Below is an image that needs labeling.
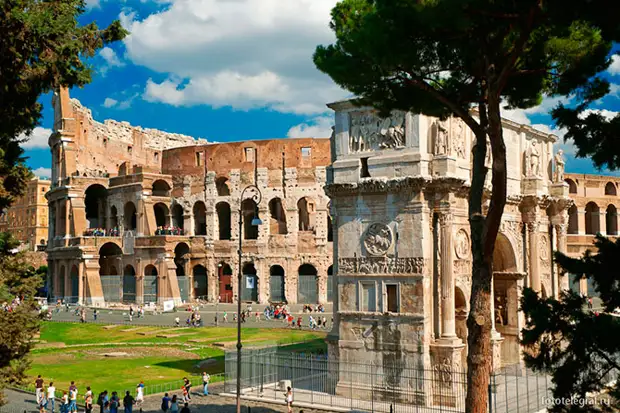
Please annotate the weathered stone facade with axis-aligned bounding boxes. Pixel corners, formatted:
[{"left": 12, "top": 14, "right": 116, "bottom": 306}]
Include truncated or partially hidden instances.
[
  {"left": 46, "top": 88, "right": 333, "bottom": 306},
  {"left": 325, "top": 100, "right": 572, "bottom": 401}
]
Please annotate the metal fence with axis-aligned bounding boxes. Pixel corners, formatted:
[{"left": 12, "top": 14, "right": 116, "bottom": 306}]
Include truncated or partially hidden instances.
[{"left": 224, "top": 350, "right": 556, "bottom": 413}]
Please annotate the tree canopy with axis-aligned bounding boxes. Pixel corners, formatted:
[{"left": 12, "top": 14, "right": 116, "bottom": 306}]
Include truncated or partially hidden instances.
[
  {"left": 521, "top": 237, "right": 620, "bottom": 412},
  {"left": 0, "top": 0, "right": 127, "bottom": 209},
  {"left": 314, "top": 1, "right": 620, "bottom": 412}
]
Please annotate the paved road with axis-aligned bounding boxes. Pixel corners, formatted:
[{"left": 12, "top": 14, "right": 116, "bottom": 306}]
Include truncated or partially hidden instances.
[
  {"left": 1, "top": 388, "right": 326, "bottom": 413},
  {"left": 46, "top": 303, "right": 333, "bottom": 331}
]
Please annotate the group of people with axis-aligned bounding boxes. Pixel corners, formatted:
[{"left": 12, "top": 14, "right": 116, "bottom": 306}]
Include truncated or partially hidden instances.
[
  {"left": 301, "top": 304, "right": 325, "bottom": 313},
  {"left": 128, "top": 305, "right": 146, "bottom": 321},
  {"left": 160, "top": 374, "right": 210, "bottom": 413},
  {"left": 34, "top": 375, "right": 145, "bottom": 413},
  {"left": 173, "top": 310, "right": 202, "bottom": 327},
  {"left": 154, "top": 226, "right": 184, "bottom": 236},
  {"left": 83, "top": 228, "right": 120, "bottom": 237},
  {"left": 2, "top": 295, "right": 23, "bottom": 312}
]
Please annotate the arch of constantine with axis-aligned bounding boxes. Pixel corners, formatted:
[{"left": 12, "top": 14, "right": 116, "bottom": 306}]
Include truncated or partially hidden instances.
[
  {"left": 46, "top": 88, "right": 333, "bottom": 306},
  {"left": 324, "top": 99, "right": 573, "bottom": 393}
]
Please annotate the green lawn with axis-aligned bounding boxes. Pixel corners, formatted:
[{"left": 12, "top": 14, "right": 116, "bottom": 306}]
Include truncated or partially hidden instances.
[{"left": 26, "top": 323, "right": 327, "bottom": 394}]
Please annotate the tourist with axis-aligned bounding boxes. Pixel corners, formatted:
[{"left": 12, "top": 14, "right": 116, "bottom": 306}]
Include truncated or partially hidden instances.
[
  {"left": 179, "top": 403, "right": 190, "bottom": 413},
  {"left": 37, "top": 386, "right": 47, "bottom": 413},
  {"left": 68, "top": 384, "right": 78, "bottom": 413},
  {"left": 180, "top": 386, "right": 189, "bottom": 404},
  {"left": 101, "top": 391, "right": 110, "bottom": 413},
  {"left": 183, "top": 377, "right": 192, "bottom": 400},
  {"left": 169, "top": 396, "right": 179, "bottom": 413},
  {"left": 202, "top": 372, "right": 210, "bottom": 396},
  {"left": 47, "top": 382, "right": 56, "bottom": 413},
  {"left": 122, "top": 391, "right": 134, "bottom": 413},
  {"left": 297, "top": 316, "right": 302, "bottom": 329},
  {"left": 109, "top": 392, "right": 119, "bottom": 413},
  {"left": 285, "top": 386, "right": 293, "bottom": 413},
  {"left": 174, "top": 316, "right": 180, "bottom": 326},
  {"left": 60, "top": 391, "right": 69, "bottom": 413},
  {"left": 160, "top": 393, "right": 170, "bottom": 413},
  {"left": 35, "top": 375, "right": 44, "bottom": 404},
  {"left": 93, "top": 309, "right": 98, "bottom": 321},
  {"left": 84, "top": 387, "right": 93, "bottom": 413},
  {"left": 223, "top": 311, "right": 228, "bottom": 322},
  {"left": 136, "top": 381, "right": 145, "bottom": 410}
]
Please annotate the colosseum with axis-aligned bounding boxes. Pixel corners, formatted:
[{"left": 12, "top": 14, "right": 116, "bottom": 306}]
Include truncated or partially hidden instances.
[{"left": 46, "top": 88, "right": 334, "bottom": 307}]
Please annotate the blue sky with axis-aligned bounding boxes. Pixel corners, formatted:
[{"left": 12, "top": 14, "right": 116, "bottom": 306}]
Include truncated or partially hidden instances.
[{"left": 22, "top": 0, "right": 620, "bottom": 179}]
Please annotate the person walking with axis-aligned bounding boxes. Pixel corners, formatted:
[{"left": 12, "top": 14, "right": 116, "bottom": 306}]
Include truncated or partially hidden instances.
[
  {"left": 122, "top": 391, "right": 134, "bottom": 413},
  {"left": 109, "top": 392, "right": 119, "bottom": 413},
  {"left": 38, "top": 389, "right": 47, "bottom": 413},
  {"left": 60, "top": 392, "right": 69, "bottom": 413},
  {"left": 35, "top": 375, "right": 44, "bottom": 404},
  {"left": 183, "top": 377, "right": 191, "bottom": 401},
  {"left": 135, "top": 382, "right": 145, "bottom": 412},
  {"left": 68, "top": 385, "right": 78, "bottom": 413},
  {"left": 93, "top": 309, "right": 98, "bottom": 321},
  {"left": 202, "top": 372, "right": 210, "bottom": 396},
  {"left": 84, "top": 387, "right": 93, "bottom": 413},
  {"left": 160, "top": 393, "right": 170, "bottom": 413},
  {"left": 285, "top": 386, "right": 293, "bottom": 413},
  {"left": 47, "top": 382, "right": 56, "bottom": 413},
  {"left": 179, "top": 403, "right": 190, "bottom": 413},
  {"left": 169, "top": 396, "right": 179, "bottom": 413}
]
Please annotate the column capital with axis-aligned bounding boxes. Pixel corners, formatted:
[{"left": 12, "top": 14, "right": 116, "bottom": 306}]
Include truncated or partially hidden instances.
[
  {"left": 554, "top": 223, "right": 567, "bottom": 236},
  {"left": 525, "top": 222, "right": 538, "bottom": 233},
  {"left": 438, "top": 212, "right": 453, "bottom": 227}
]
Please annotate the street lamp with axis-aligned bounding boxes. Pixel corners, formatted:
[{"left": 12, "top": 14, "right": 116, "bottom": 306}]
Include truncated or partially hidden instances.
[{"left": 236, "top": 184, "right": 262, "bottom": 413}]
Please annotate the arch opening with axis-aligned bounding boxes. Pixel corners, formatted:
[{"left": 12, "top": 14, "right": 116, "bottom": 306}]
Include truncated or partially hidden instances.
[
  {"left": 568, "top": 204, "right": 579, "bottom": 235},
  {"left": 297, "top": 197, "right": 316, "bottom": 233},
  {"left": 110, "top": 206, "right": 119, "bottom": 230},
  {"left": 565, "top": 178, "right": 578, "bottom": 194},
  {"left": 174, "top": 243, "right": 190, "bottom": 302},
  {"left": 193, "top": 201, "right": 207, "bottom": 236},
  {"left": 269, "top": 198, "right": 287, "bottom": 235},
  {"left": 216, "top": 177, "right": 230, "bottom": 196},
  {"left": 606, "top": 204, "right": 618, "bottom": 235},
  {"left": 269, "top": 265, "right": 286, "bottom": 303},
  {"left": 124, "top": 202, "right": 137, "bottom": 231},
  {"left": 154, "top": 203, "right": 170, "bottom": 229},
  {"left": 218, "top": 262, "right": 233, "bottom": 303},
  {"left": 152, "top": 180, "right": 171, "bottom": 197},
  {"left": 193, "top": 265, "right": 208, "bottom": 299},
  {"left": 327, "top": 265, "right": 334, "bottom": 302},
  {"left": 585, "top": 202, "right": 600, "bottom": 235},
  {"left": 143, "top": 265, "right": 158, "bottom": 304},
  {"left": 172, "top": 204, "right": 184, "bottom": 231},
  {"left": 242, "top": 199, "right": 259, "bottom": 240},
  {"left": 216, "top": 202, "right": 231, "bottom": 240},
  {"left": 298, "top": 264, "right": 318, "bottom": 304},
  {"left": 84, "top": 184, "right": 108, "bottom": 229},
  {"left": 605, "top": 182, "right": 617, "bottom": 196},
  {"left": 122, "top": 265, "right": 136, "bottom": 304},
  {"left": 241, "top": 262, "right": 258, "bottom": 302}
]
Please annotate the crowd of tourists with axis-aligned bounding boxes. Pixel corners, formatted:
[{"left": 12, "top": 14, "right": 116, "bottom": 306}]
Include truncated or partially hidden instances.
[
  {"left": 154, "top": 226, "right": 184, "bottom": 236},
  {"left": 174, "top": 309, "right": 202, "bottom": 327},
  {"left": 83, "top": 228, "right": 120, "bottom": 237},
  {"left": 2, "top": 296, "right": 23, "bottom": 312},
  {"left": 32, "top": 373, "right": 214, "bottom": 413}
]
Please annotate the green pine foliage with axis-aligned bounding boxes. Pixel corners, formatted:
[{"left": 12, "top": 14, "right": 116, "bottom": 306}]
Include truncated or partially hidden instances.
[{"left": 521, "top": 237, "right": 620, "bottom": 412}]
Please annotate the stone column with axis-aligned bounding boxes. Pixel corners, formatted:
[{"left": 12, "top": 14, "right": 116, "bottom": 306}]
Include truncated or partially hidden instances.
[
  {"left": 527, "top": 222, "right": 541, "bottom": 293},
  {"left": 599, "top": 211, "right": 607, "bottom": 236},
  {"left": 554, "top": 223, "right": 568, "bottom": 294},
  {"left": 78, "top": 263, "right": 84, "bottom": 305},
  {"left": 55, "top": 200, "right": 61, "bottom": 237},
  {"left": 439, "top": 212, "right": 457, "bottom": 340},
  {"left": 577, "top": 209, "right": 586, "bottom": 235}
]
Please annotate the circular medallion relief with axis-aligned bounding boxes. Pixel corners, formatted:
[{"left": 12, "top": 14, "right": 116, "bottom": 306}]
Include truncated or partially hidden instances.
[
  {"left": 363, "top": 223, "right": 393, "bottom": 256},
  {"left": 455, "top": 229, "right": 470, "bottom": 259}
]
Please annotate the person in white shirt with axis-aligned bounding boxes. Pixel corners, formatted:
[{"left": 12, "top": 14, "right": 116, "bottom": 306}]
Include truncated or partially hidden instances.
[
  {"left": 61, "top": 392, "right": 69, "bottom": 413},
  {"left": 69, "top": 388, "right": 78, "bottom": 413},
  {"left": 47, "top": 383, "right": 56, "bottom": 413},
  {"left": 202, "top": 372, "right": 210, "bottom": 396}
]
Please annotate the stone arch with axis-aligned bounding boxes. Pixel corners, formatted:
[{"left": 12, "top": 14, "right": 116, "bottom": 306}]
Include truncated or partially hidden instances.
[
  {"left": 493, "top": 233, "right": 518, "bottom": 273},
  {"left": 216, "top": 202, "right": 231, "bottom": 240},
  {"left": 217, "top": 262, "right": 234, "bottom": 303},
  {"left": 327, "top": 215, "right": 333, "bottom": 242},
  {"left": 216, "top": 177, "right": 230, "bottom": 196},
  {"left": 193, "top": 201, "right": 207, "bottom": 236},
  {"left": 241, "top": 199, "right": 259, "bottom": 240},
  {"left": 241, "top": 262, "right": 258, "bottom": 302},
  {"left": 605, "top": 182, "right": 617, "bottom": 196},
  {"left": 84, "top": 184, "right": 108, "bottom": 229},
  {"left": 122, "top": 264, "right": 136, "bottom": 303},
  {"left": 568, "top": 204, "right": 579, "bottom": 234},
  {"left": 606, "top": 204, "right": 618, "bottom": 235},
  {"left": 110, "top": 205, "right": 119, "bottom": 229},
  {"left": 124, "top": 202, "right": 137, "bottom": 231},
  {"left": 153, "top": 202, "right": 170, "bottom": 228},
  {"left": 327, "top": 265, "right": 334, "bottom": 302},
  {"left": 193, "top": 265, "right": 208, "bottom": 299},
  {"left": 152, "top": 179, "right": 171, "bottom": 197},
  {"left": 455, "top": 286, "right": 468, "bottom": 366},
  {"left": 298, "top": 263, "right": 318, "bottom": 304},
  {"left": 98, "top": 242, "right": 122, "bottom": 276},
  {"left": 144, "top": 265, "right": 158, "bottom": 276},
  {"left": 298, "top": 197, "right": 316, "bottom": 232},
  {"left": 70, "top": 265, "right": 79, "bottom": 302},
  {"left": 143, "top": 265, "right": 158, "bottom": 304},
  {"left": 268, "top": 198, "right": 287, "bottom": 235},
  {"left": 565, "top": 178, "right": 577, "bottom": 194},
  {"left": 174, "top": 243, "right": 190, "bottom": 277},
  {"left": 269, "top": 265, "right": 286, "bottom": 302},
  {"left": 57, "top": 265, "right": 66, "bottom": 299},
  {"left": 585, "top": 202, "right": 600, "bottom": 235},
  {"left": 171, "top": 204, "right": 184, "bottom": 231}
]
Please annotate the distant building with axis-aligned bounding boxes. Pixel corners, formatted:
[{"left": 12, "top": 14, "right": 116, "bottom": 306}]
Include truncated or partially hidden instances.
[{"left": 0, "top": 177, "right": 51, "bottom": 251}]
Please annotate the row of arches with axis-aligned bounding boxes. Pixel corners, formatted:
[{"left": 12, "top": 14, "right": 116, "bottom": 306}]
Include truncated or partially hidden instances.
[
  {"left": 565, "top": 178, "right": 618, "bottom": 196},
  {"left": 567, "top": 202, "right": 618, "bottom": 235}
]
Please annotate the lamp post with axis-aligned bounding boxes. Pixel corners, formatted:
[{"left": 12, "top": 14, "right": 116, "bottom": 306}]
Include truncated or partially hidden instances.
[{"left": 236, "top": 184, "right": 262, "bottom": 413}]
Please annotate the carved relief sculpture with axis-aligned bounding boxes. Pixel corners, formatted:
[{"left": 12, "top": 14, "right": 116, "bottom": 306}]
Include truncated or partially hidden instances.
[
  {"left": 348, "top": 111, "right": 406, "bottom": 153},
  {"left": 433, "top": 357, "right": 453, "bottom": 386},
  {"left": 553, "top": 149, "right": 565, "bottom": 183},
  {"left": 453, "top": 119, "right": 466, "bottom": 159},
  {"left": 338, "top": 256, "right": 426, "bottom": 275},
  {"left": 435, "top": 120, "right": 449, "bottom": 155},
  {"left": 524, "top": 140, "right": 541, "bottom": 177},
  {"left": 455, "top": 229, "right": 470, "bottom": 259},
  {"left": 363, "top": 223, "right": 393, "bottom": 256}
]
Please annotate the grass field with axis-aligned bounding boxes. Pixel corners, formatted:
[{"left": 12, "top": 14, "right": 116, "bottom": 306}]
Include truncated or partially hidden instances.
[{"left": 26, "top": 322, "right": 327, "bottom": 394}]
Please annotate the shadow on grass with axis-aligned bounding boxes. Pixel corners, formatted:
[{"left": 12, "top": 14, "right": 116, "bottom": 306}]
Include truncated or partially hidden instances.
[{"left": 152, "top": 354, "right": 226, "bottom": 375}]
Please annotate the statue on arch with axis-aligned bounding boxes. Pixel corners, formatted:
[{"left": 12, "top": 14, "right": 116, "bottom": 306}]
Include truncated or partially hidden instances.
[
  {"left": 435, "top": 120, "right": 449, "bottom": 155},
  {"left": 525, "top": 140, "right": 541, "bottom": 177},
  {"left": 553, "top": 149, "right": 565, "bottom": 183}
]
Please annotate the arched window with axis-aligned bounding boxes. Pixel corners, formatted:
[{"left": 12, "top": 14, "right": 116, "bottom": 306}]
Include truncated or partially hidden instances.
[
  {"left": 216, "top": 177, "right": 230, "bottom": 196},
  {"left": 605, "top": 182, "right": 617, "bottom": 196},
  {"left": 565, "top": 179, "right": 578, "bottom": 194},
  {"left": 242, "top": 199, "right": 259, "bottom": 240},
  {"left": 154, "top": 203, "right": 170, "bottom": 228},
  {"left": 216, "top": 202, "right": 231, "bottom": 240},
  {"left": 124, "top": 202, "right": 137, "bottom": 231},
  {"left": 171, "top": 204, "right": 184, "bottom": 230},
  {"left": 269, "top": 198, "right": 287, "bottom": 235},
  {"left": 193, "top": 202, "right": 207, "bottom": 236},
  {"left": 297, "top": 197, "right": 316, "bottom": 232},
  {"left": 174, "top": 243, "right": 190, "bottom": 278},
  {"left": 606, "top": 204, "right": 618, "bottom": 235},
  {"left": 568, "top": 204, "right": 579, "bottom": 234},
  {"left": 84, "top": 184, "right": 108, "bottom": 228},
  {"left": 585, "top": 202, "right": 600, "bottom": 235},
  {"left": 152, "top": 180, "right": 171, "bottom": 197}
]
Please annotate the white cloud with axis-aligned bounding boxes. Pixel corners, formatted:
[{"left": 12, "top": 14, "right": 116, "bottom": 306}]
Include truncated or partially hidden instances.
[
  {"left": 19, "top": 127, "right": 52, "bottom": 149},
  {"left": 123, "top": 0, "right": 347, "bottom": 114},
  {"left": 609, "top": 55, "right": 620, "bottom": 76},
  {"left": 32, "top": 167, "right": 52, "bottom": 179},
  {"left": 103, "top": 98, "right": 118, "bottom": 108},
  {"left": 581, "top": 108, "right": 619, "bottom": 121},
  {"left": 85, "top": 0, "right": 100, "bottom": 10},
  {"left": 287, "top": 116, "right": 333, "bottom": 138},
  {"left": 99, "top": 47, "right": 124, "bottom": 68}
]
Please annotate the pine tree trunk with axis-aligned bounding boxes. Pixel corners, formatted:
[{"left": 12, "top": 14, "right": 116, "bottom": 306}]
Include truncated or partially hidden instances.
[{"left": 465, "top": 95, "right": 507, "bottom": 413}]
